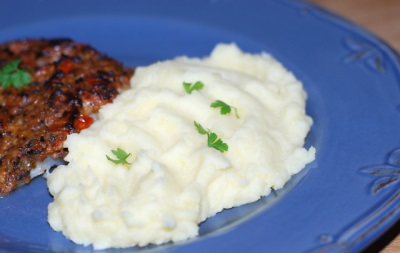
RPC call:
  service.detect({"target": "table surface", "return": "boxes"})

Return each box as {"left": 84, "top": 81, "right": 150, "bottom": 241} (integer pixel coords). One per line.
{"left": 309, "top": 1, "right": 400, "bottom": 252}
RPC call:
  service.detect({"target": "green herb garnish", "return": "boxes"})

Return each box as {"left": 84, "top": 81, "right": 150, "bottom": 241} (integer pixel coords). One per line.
{"left": 210, "top": 100, "right": 239, "bottom": 118}
{"left": 0, "top": 59, "right": 31, "bottom": 89}
{"left": 183, "top": 81, "right": 204, "bottom": 94}
{"left": 194, "top": 121, "right": 229, "bottom": 153}
{"left": 106, "top": 148, "right": 132, "bottom": 165}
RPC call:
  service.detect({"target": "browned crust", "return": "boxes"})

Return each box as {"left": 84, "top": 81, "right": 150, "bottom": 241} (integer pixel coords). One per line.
{"left": 0, "top": 38, "right": 133, "bottom": 194}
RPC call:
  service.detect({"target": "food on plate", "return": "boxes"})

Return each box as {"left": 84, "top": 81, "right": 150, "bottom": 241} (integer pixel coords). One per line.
{"left": 47, "top": 43, "right": 315, "bottom": 249}
{"left": 0, "top": 39, "right": 133, "bottom": 195}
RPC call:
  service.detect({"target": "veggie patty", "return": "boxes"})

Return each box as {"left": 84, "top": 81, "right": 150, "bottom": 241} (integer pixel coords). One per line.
{"left": 0, "top": 38, "right": 133, "bottom": 194}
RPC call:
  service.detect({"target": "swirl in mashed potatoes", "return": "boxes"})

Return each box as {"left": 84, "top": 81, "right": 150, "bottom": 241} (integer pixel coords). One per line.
{"left": 47, "top": 43, "right": 315, "bottom": 249}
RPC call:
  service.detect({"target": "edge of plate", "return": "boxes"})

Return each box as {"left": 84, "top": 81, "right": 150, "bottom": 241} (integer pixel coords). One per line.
{"left": 278, "top": 1, "right": 400, "bottom": 252}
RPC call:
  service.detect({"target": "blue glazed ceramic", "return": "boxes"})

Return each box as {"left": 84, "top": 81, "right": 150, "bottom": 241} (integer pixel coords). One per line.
{"left": 0, "top": 0, "right": 399, "bottom": 252}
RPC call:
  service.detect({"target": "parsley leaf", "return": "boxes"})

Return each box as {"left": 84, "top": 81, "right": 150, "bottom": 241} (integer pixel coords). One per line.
{"left": 183, "top": 81, "right": 204, "bottom": 94}
{"left": 207, "top": 132, "right": 229, "bottom": 152}
{"left": 194, "top": 121, "right": 229, "bottom": 152}
{"left": 106, "top": 148, "right": 132, "bottom": 165}
{"left": 0, "top": 59, "right": 31, "bottom": 89}
{"left": 194, "top": 121, "right": 208, "bottom": 135}
{"left": 210, "top": 100, "right": 239, "bottom": 118}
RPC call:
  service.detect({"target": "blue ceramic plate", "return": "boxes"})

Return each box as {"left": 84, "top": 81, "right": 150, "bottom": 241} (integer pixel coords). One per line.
{"left": 0, "top": 0, "right": 399, "bottom": 252}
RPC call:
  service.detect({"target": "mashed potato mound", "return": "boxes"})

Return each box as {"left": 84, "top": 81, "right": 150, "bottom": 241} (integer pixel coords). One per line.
{"left": 47, "top": 43, "right": 315, "bottom": 249}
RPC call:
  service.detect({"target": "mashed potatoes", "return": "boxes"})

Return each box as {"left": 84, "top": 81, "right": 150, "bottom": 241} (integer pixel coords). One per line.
{"left": 47, "top": 43, "right": 315, "bottom": 249}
